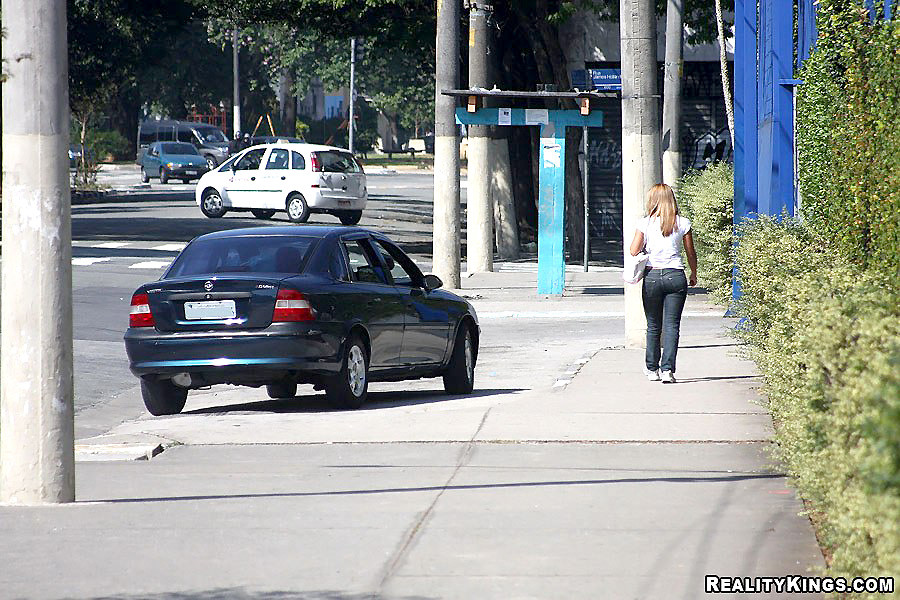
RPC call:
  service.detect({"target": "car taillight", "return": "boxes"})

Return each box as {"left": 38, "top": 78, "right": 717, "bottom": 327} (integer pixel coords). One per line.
{"left": 273, "top": 288, "right": 315, "bottom": 322}
{"left": 310, "top": 152, "right": 322, "bottom": 172}
{"left": 129, "top": 293, "right": 155, "bottom": 327}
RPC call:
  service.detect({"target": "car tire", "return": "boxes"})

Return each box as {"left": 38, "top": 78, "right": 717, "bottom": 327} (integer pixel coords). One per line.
{"left": 140, "top": 378, "right": 188, "bottom": 416}
{"left": 325, "top": 334, "right": 368, "bottom": 409}
{"left": 251, "top": 209, "right": 277, "bottom": 220}
{"left": 266, "top": 382, "right": 297, "bottom": 399}
{"left": 159, "top": 167, "right": 169, "bottom": 184}
{"left": 286, "top": 193, "right": 310, "bottom": 224}
{"left": 140, "top": 167, "right": 150, "bottom": 183}
{"left": 443, "top": 324, "right": 476, "bottom": 394}
{"left": 339, "top": 210, "right": 363, "bottom": 226}
{"left": 200, "top": 188, "right": 227, "bottom": 218}
{"left": 204, "top": 155, "right": 217, "bottom": 170}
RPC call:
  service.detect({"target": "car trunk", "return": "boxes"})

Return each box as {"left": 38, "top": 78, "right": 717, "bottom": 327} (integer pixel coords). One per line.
{"left": 314, "top": 151, "right": 364, "bottom": 202}
{"left": 147, "top": 275, "right": 284, "bottom": 332}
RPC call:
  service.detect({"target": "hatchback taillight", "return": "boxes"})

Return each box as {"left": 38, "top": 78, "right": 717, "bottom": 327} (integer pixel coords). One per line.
{"left": 129, "top": 293, "right": 155, "bottom": 327}
{"left": 273, "top": 288, "right": 315, "bottom": 322}
{"left": 310, "top": 152, "right": 322, "bottom": 172}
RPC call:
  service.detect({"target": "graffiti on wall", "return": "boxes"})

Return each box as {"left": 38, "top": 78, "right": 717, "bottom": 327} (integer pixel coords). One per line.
{"left": 686, "top": 127, "right": 733, "bottom": 169}
{"left": 586, "top": 138, "right": 622, "bottom": 171}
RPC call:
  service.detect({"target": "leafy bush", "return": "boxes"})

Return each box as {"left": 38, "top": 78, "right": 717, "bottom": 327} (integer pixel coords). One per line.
{"left": 676, "top": 163, "right": 734, "bottom": 305}
{"left": 88, "top": 129, "right": 131, "bottom": 162}
{"left": 735, "top": 217, "right": 900, "bottom": 585}
{"left": 796, "top": 1, "right": 899, "bottom": 274}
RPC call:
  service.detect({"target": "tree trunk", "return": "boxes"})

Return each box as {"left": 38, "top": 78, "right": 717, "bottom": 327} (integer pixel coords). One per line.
{"left": 715, "top": 0, "right": 735, "bottom": 148}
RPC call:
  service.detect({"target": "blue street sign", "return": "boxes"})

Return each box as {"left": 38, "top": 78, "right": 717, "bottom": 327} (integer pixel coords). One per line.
{"left": 589, "top": 69, "right": 621, "bottom": 88}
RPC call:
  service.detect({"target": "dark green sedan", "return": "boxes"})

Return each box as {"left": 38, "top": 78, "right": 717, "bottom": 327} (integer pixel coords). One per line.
{"left": 124, "top": 226, "right": 479, "bottom": 415}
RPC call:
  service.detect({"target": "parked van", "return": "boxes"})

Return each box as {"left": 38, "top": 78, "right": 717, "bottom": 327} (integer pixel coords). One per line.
{"left": 137, "top": 119, "right": 230, "bottom": 170}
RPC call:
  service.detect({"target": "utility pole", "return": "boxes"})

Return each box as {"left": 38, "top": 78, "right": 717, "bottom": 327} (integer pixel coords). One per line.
{"left": 466, "top": 2, "right": 492, "bottom": 273}
{"left": 232, "top": 29, "right": 241, "bottom": 136}
{"left": 433, "top": 0, "right": 461, "bottom": 287}
{"left": 620, "top": 0, "right": 662, "bottom": 347}
{"left": 661, "top": 0, "right": 684, "bottom": 187}
{"left": 1, "top": 0, "right": 75, "bottom": 504}
{"left": 349, "top": 38, "right": 357, "bottom": 153}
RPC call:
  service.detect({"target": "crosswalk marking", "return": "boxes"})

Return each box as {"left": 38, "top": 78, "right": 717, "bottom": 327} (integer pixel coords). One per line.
{"left": 151, "top": 243, "right": 186, "bottom": 251}
{"left": 93, "top": 242, "right": 130, "bottom": 249}
{"left": 72, "top": 257, "right": 111, "bottom": 266}
{"left": 128, "top": 261, "right": 172, "bottom": 270}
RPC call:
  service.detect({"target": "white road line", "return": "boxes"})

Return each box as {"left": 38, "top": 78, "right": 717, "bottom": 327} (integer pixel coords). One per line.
{"left": 152, "top": 243, "right": 186, "bottom": 251}
{"left": 128, "top": 261, "right": 172, "bottom": 270}
{"left": 72, "top": 257, "right": 111, "bottom": 266}
{"left": 93, "top": 242, "right": 130, "bottom": 248}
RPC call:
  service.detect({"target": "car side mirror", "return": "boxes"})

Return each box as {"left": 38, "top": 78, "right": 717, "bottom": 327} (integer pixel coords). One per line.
{"left": 423, "top": 274, "right": 443, "bottom": 291}
{"left": 230, "top": 163, "right": 237, "bottom": 173}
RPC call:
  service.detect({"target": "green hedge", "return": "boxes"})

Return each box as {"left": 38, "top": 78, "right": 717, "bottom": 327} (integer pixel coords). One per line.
{"left": 676, "top": 163, "right": 734, "bottom": 306}
{"left": 796, "top": 0, "right": 899, "bottom": 274}
{"left": 735, "top": 217, "right": 900, "bottom": 585}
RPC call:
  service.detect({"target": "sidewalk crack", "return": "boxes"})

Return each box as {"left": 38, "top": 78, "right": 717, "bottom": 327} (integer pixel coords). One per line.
{"left": 376, "top": 408, "right": 492, "bottom": 591}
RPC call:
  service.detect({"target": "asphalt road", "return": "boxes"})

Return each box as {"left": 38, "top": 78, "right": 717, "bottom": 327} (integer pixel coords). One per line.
{"left": 4, "top": 166, "right": 625, "bottom": 440}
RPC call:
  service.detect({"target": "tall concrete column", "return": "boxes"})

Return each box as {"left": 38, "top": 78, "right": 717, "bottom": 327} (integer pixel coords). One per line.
{"left": 621, "top": 0, "right": 662, "bottom": 347}
{"left": 232, "top": 29, "right": 241, "bottom": 136}
{"left": 661, "top": 0, "right": 684, "bottom": 187}
{"left": 433, "top": 0, "right": 461, "bottom": 287}
{"left": 466, "top": 4, "right": 493, "bottom": 273}
{"left": 1, "top": 0, "right": 75, "bottom": 504}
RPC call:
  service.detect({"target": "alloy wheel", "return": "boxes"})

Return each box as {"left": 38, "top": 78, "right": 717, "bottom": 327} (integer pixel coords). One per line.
{"left": 347, "top": 345, "right": 366, "bottom": 397}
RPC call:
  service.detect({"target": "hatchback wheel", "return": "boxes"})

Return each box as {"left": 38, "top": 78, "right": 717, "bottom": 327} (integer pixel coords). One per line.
{"left": 339, "top": 210, "right": 362, "bottom": 226}
{"left": 326, "top": 335, "right": 368, "bottom": 409}
{"left": 159, "top": 167, "right": 169, "bottom": 184}
{"left": 251, "top": 209, "right": 277, "bottom": 220}
{"left": 140, "top": 167, "right": 150, "bottom": 184}
{"left": 286, "top": 193, "right": 310, "bottom": 224}
{"left": 200, "top": 188, "right": 227, "bottom": 218}
{"left": 204, "top": 155, "right": 217, "bottom": 170}
{"left": 141, "top": 378, "right": 188, "bottom": 416}
{"left": 443, "top": 325, "right": 476, "bottom": 394}
{"left": 266, "top": 381, "right": 297, "bottom": 399}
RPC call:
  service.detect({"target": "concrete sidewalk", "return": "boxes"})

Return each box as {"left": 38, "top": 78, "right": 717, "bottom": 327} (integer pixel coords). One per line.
{"left": 0, "top": 272, "right": 824, "bottom": 599}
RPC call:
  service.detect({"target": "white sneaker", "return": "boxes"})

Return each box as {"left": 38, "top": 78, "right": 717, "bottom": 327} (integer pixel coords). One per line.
{"left": 661, "top": 371, "right": 676, "bottom": 383}
{"left": 645, "top": 369, "right": 661, "bottom": 381}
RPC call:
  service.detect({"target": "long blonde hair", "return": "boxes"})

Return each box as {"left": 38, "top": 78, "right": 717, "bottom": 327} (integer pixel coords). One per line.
{"left": 646, "top": 183, "right": 679, "bottom": 236}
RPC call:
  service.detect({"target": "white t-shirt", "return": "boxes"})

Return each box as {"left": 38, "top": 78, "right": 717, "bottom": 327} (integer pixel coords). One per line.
{"left": 637, "top": 215, "right": 691, "bottom": 269}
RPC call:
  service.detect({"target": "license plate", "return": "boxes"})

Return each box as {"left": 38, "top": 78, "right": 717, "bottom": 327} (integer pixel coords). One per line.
{"left": 186, "top": 170, "right": 197, "bottom": 175}
{"left": 184, "top": 300, "right": 236, "bottom": 320}
{"left": 338, "top": 200, "right": 351, "bottom": 207}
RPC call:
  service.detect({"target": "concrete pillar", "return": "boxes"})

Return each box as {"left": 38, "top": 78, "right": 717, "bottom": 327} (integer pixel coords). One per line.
{"left": 433, "top": 0, "right": 461, "bottom": 287}
{"left": 466, "top": 5, "right": 493, "bottom": 273}
{"left": 661, "top": 0, "right": 684, "bottom": 187}
{"left": 1, "top": 0, "right": 75, "bottom": 504}
{"left": 620, "top": 0, "right": 662, "bottom": 347}
{"left": 232, "top": 29, "right": 241, "bottom": 136}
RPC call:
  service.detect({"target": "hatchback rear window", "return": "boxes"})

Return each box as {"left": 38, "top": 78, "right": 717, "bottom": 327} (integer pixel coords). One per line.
{"left": 315, "top": 151, "right": 362, "bottom": 173}
{"left": 167, "top": 236, "right": 316, "bottom": 277}
{"left": 161, "top": 143, "right": 199, "bottom": 155}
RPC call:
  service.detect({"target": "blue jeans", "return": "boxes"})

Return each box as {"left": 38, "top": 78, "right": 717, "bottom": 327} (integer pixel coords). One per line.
{"left": 642, "top": 268, "right": 687, "bottom": 373}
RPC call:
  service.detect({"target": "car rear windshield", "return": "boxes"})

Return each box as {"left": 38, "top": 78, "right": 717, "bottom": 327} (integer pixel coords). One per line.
{"left": 161, "top": 143, "right": 199, "bottom": 155}
{"left": 166, "top": 236, "right": 316, "bottom": 277}
{"left": 316, "top": 151, "right": 362, "bottom": 173}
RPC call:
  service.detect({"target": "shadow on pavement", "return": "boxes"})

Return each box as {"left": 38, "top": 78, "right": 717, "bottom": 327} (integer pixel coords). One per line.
{"left": 183, "top": 388, "right": 524, "bottom": 416}
{"left": 79, "top": 590, "right": 432, "bottom": 600}
{"left": 94, "top": 472, "right": 785, "bottom": 505}
{"left": 674, "top": 375, "right": 759, "bottom": 383}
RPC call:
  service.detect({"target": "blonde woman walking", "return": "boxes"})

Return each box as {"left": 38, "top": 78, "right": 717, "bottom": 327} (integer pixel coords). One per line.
{"left": 629, "top": 183, "right": 698, "bottom": 383}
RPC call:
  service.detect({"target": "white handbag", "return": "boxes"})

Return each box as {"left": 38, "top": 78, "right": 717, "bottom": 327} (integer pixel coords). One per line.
{"left": 623, "top": 250, "right": 650, "bottom": 284}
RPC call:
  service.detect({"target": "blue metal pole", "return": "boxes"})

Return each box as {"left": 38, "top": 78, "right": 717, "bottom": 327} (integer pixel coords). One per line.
{"left": 773, "top": 0, "right": 795, "bottom": 217}
{"left": 537, "top": 121, "right": 567, "bottom": 295}
{"left": 732, "top": 0, "right": 758, "bottom": 303}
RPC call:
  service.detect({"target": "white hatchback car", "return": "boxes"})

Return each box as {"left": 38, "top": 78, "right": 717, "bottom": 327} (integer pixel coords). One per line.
{"left": 194, "top": 142, "right": 367, "bottom": 225}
